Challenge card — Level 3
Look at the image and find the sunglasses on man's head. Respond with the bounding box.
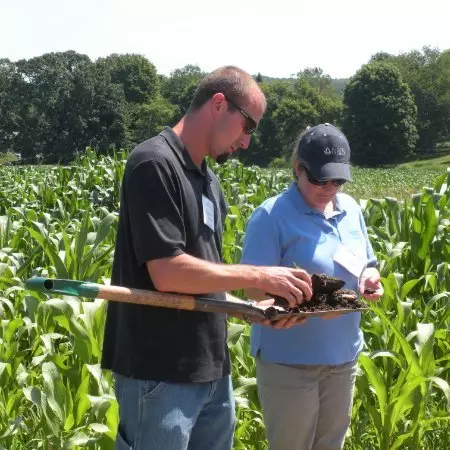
[224,96,258,135]
[302,166,347,187]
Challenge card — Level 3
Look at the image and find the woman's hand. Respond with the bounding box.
[359,267,383,301]
[232,298,307,328]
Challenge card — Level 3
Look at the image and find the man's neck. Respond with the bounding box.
[172,114,209,168]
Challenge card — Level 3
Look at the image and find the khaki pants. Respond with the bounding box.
[256,356,357,450]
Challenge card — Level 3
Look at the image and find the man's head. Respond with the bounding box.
[188,66,266,163]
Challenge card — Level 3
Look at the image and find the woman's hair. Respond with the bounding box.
[291,126,311,180]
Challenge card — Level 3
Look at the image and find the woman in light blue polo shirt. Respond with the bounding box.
[240,123,383,450]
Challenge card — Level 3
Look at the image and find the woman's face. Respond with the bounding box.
[295,164,344,210]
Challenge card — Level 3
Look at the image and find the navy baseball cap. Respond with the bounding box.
[296,123,352,181]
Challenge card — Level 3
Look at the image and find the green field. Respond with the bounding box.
[342,166,448,200]
[266,150,450,201]
[0,151,449,449]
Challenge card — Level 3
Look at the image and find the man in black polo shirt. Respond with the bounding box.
[101,66,312,450]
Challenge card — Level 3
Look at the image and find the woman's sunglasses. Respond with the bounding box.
[302,166,347,187]
[225,96,258,135]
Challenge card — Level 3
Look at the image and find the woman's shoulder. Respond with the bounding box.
[336,192,361,211]
[256,188,292,215]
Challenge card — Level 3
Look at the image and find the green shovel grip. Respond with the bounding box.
[24,277,100,298]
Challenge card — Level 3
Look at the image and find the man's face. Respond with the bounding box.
[208,90,265,163]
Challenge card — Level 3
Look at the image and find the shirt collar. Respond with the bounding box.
[160,127,211,180]
[286,182,346,218]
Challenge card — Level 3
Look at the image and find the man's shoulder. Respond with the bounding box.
[126,134,174,172]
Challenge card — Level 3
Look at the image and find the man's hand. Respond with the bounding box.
[359,267,383,301]
[255,267,312,308]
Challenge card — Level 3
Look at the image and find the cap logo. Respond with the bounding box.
[324,147,345,156]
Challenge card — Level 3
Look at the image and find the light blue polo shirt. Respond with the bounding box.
[240,182,377,365]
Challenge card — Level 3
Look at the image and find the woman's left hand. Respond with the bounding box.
[359,267,383,301]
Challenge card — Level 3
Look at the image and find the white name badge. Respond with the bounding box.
[202,195,215,231]
[333,244,366,278]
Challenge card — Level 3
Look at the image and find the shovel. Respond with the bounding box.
[24,277,367,321]
[24,277,267,320]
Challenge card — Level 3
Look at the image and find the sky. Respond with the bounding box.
[1,0,449,79]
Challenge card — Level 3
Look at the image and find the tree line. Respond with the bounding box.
[0,47,449,166]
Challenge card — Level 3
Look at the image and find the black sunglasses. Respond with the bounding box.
[224,96,258,135]
[302,166,347,187]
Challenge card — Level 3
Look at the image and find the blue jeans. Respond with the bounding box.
[113,373,236,450]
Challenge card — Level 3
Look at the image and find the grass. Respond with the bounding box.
[398,153,450,170]
[346,149,450,200]
[342,166,446,200]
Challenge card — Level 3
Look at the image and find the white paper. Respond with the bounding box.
[333,244,366,278]
[202,195,215,231]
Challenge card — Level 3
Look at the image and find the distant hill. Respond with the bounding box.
[330,78,349,95]
[253,74,349,96]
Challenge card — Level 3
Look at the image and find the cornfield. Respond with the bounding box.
[0,150,449,449]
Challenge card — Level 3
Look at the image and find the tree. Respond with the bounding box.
[255,72,263,83]
[4,52,128,163]
[296,67,341,100]
[343,62,418,166]
[389,48,450,151]
[0,59,20,153]
[12,52,86,162]
[97,54,159,104]
[161,65,205,117]
[240,77,343,167]
[128,96,177,145]
[239,80,293,166]
[79,62,128,157]
[370,52,394,63]
[369,47,450,151]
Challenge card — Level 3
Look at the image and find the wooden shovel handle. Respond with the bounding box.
[97,284,197,310]
[96,285,264,319]
[25,277,265,319]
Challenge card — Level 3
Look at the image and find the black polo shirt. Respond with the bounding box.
[101,127,230,382]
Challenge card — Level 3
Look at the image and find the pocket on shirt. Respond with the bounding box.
[346,231,367,261]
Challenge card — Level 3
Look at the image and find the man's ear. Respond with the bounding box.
[211,92,226,114]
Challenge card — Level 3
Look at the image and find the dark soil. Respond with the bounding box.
[264,273,366,320]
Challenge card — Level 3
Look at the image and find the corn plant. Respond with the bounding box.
[0,151,449,449]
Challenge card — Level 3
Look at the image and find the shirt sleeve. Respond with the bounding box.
[240,206,281,266]
[124,158,186,266]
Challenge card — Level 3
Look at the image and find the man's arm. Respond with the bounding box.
[147,253,312,308]
[126,158,311,307]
